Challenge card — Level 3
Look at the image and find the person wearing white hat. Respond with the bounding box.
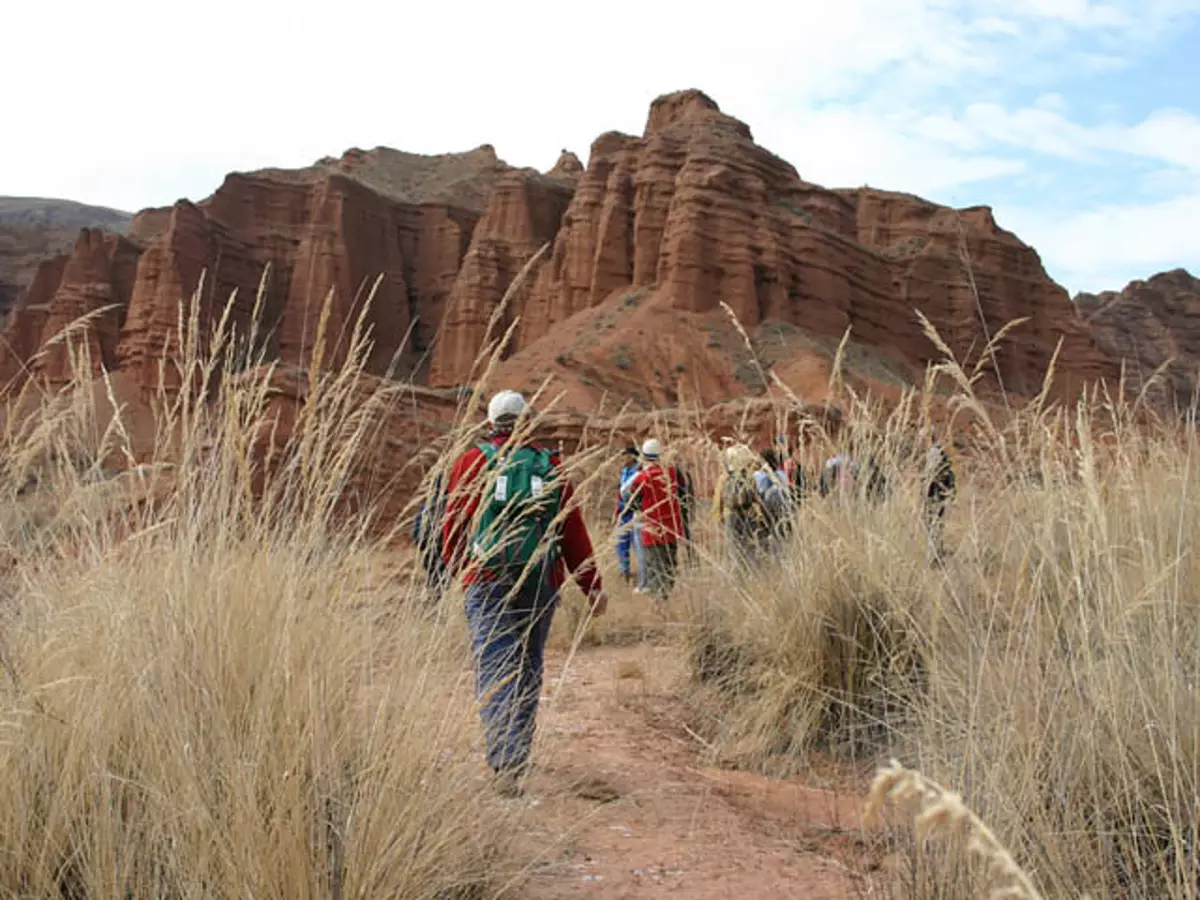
[441,389,608,796]
[714,442,769,568]
[486,388,527,426]
[625,437,684,606]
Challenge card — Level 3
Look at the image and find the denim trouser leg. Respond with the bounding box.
[616,518,633,577]
[463,577,558,774]
[634,522,646,590]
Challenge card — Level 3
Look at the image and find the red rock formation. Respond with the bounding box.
[0,198,131,325]
[0,229,141,387]
[1,146,508,395]
[0,89,1127,423]
[0,252,69,387]
[430,88,1118,405]
[1076,268,1200,412]
[429,167,576,383]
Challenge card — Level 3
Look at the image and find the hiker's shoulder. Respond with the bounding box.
[515,441,563,469]
[452,443,490,471]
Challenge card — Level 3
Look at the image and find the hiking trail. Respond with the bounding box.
[501,641,886,898]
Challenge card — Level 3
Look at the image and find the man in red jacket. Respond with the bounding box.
[442,389,607,796]
[626,438,684,605]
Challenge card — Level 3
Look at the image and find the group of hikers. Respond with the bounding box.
[411,389,957,797]
[614,441,695,601]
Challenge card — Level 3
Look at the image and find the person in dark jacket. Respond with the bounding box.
[674,458,696,565]
[922,443,956,564]
[863,454,890,504]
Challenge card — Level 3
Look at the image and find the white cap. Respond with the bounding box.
[723,443,757,471]
[641,438,662,459]
[487,390,527,424]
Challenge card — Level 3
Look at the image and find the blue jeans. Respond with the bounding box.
[463,575,558,774]
[616,515,635,576]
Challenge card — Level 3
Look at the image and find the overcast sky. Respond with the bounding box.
[3,0,1197,295]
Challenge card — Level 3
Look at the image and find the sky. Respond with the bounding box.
[3,0,1197,295]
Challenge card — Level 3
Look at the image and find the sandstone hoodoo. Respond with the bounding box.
[0,88,1129,418]
[1076,268,1200,413]
[0,146,512,392]
[428,164,577,385]
[431,88,1118,404]
[0,197,132,327]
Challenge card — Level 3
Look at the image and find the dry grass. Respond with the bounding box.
[5,244,1200,900]
[669,317,1200,898]
[0,283,532,899]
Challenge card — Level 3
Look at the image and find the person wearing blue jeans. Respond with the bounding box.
[441,390,608,796]
[615,447,640,584]
[463,575,559,775]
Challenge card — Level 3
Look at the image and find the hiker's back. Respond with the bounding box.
[636,463,683,543]
[471,441,562,581]
[723,468,763,537]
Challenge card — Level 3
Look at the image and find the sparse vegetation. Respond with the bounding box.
[613,344,632,371]
[0,285,524,898]
[673,314,1200,899]
[3,250,1199,900]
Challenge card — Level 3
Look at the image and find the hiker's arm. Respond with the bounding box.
[441,449,485,570]
[558,480,603,597]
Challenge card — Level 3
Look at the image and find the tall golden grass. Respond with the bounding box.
[673,312,1200,899]
[4,249,1199,900]
[0,280,535,899]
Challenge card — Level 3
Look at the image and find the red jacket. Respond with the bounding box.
[631,464,683,547]
[441,434,602,596]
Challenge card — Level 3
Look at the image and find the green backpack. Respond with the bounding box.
[470,442,563,582]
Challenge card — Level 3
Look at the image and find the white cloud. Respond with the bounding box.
[913,103,1200,174]
[755,108,1026,195]
[0,0,1195,292]
[1034,93,1070,112]
[999,190,1200,292]
[0,0,1142,208]
[971,16,1023,34]
[1002,0,1130,26]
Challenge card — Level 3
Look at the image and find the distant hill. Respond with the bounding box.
[0,196,132,323]
[0,196,132,231]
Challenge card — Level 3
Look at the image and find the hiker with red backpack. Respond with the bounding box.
[441,390,608,796]
[625,438,685,604]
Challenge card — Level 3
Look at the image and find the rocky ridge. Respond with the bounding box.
[0,88,1165,498]
[430,89,1117,406]
[1075,268,1200,412]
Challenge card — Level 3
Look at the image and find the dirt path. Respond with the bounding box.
[503,642,884,899]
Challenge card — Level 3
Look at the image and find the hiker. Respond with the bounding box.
[411,469,449,598]
[863,454,890,503]
[626,438,684,604]
[755,447,792,548]
[819,453,860,498]
[922,442,956,564]
[780,438,810,506]
[713,443,768,569]
[674,456,696,566]
[614,446,640,585]
[441,389,608,796]
[618,452,649,593]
